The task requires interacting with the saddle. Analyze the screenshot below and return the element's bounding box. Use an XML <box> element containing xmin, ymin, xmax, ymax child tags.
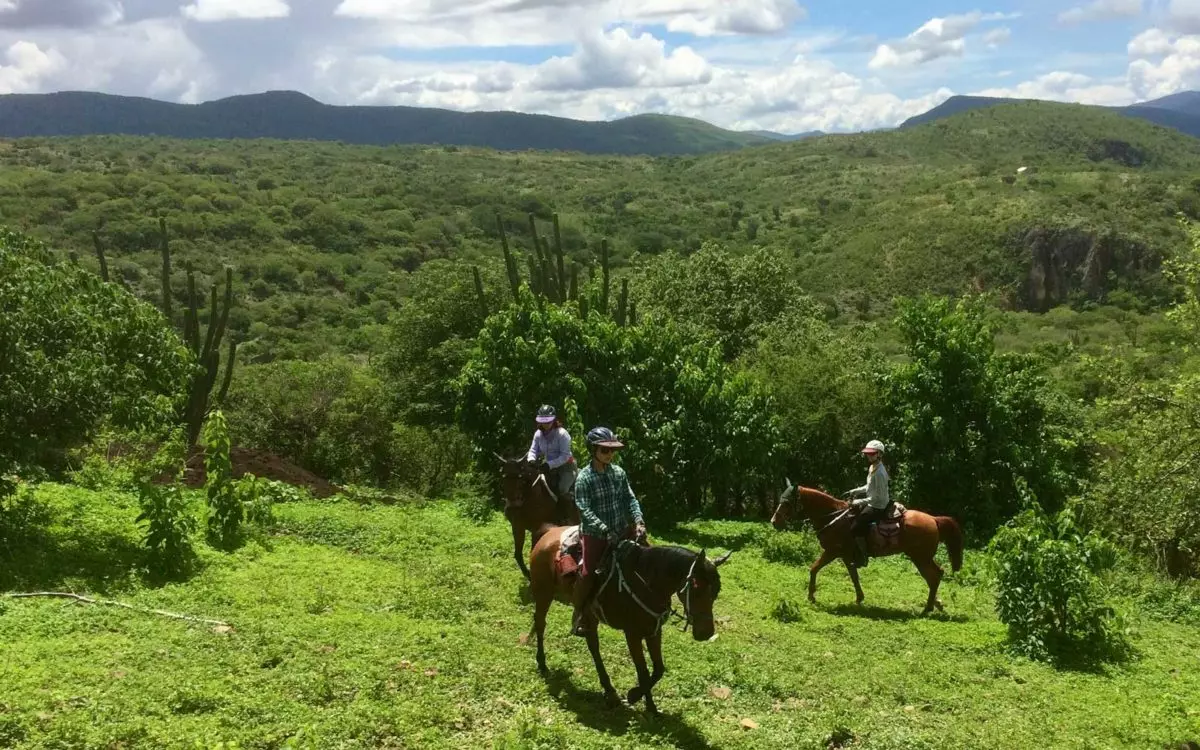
<box><xmin>869</xmin><ymin>502</ymin><xmax>907</xmax><ymax>554</ymax></box>
<box><xmin>557</xmin><ymin>525</ymin><xmax>583</xmax><ymax>577</ymax></box>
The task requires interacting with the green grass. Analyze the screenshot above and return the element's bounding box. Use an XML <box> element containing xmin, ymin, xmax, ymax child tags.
<box><xmin>2</xmin><ymin>483</ymin><xmax>1198</xmax><ymax>749</ymax></box>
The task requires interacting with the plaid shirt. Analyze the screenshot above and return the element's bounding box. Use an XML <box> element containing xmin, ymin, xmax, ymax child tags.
<box><xmin>573</xmin><ymin>462</ymin><xmax>643</xmax><ymax>538</ymax></box>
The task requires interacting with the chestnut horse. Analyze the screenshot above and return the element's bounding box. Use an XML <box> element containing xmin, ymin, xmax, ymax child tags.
<box><xmin>496</xmin><ymin>453</ymin><xmax>579</xmax><ymax>579</ymax></box>
<box><xmin>770</xmin><ymin>480</ymin><xmax>963</xmax><ymax>614</ymax></box>
<box><xmin>528</xmin><ymin>527</ymin><xmax>731</xmax><ymax>714</ymax></box>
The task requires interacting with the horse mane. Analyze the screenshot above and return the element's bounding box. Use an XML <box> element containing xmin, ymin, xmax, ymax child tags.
<box><xmin>798</xmin><ymin>485</ymin><xmax>848</xmax><ymax>510</ymax></box>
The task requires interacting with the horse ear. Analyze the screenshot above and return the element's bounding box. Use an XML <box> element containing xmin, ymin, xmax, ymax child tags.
<box><xmin>714</xmin><ymin>551</ymin><xmax>733</xmax><ymax>567</ymax></box>
<box><xmin>697</xmin><ymin>548</ymin><xmax>707</xmax><ymax>561</ymax></box>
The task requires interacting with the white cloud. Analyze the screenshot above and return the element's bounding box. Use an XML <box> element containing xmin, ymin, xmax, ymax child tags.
<box><xmin>1058</xmin><ymin>0</ymin><xmax>1142</xmax><ymax>24</ymax></box>
<box><xmin>532</xmin><ymin>28</ymin><xmax>710</xmax><ymax>90</ymax></box>
<box><xmin>0</xmin><ymin>40</ymin><xmax>66</xmax><ymax>94</ymax></box>
<box><xmin>1164</xmin><ymin>0</ymin><xmax>1200</xmax><ymax>33</ymax></box>
<box><xmin>973</xmin><ymin>70</ymin><xmax>1134</xmax><ymax>105</ymax></box>
<box><xmin>662</xmin><ymin>0</ymin><xmax>805</xmax><ymax>37</ymax></box>
<box><xmin>1125</xmin><ymin>28</ymin><xmax>1200</xmax><ymax>99</ymax></box>
<box><xmin>983</xmin><ymin>27</ymin><xmax>1011</xmax><ymax>48</ymax></box>
<box><xmin>868</xmin><ymin>11</ymin><xmax>1014</xmax><ymax>69</ymax></box>
<box><xmin>182</xmin><ymin>0</ymin><xmax>291</xmax><ymax>22</ymax></box>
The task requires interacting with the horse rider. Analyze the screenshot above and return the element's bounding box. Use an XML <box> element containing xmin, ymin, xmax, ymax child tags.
<box><xmin>570</xmin><ymin>426</ymin><xmax>646</xmax><ymax>637</ymax></box>
<box><xmin>525</xmin><ymin>404</ymin><xmax>577</xmax><ymax>523</ymax></box>
<box><xmin>842</xmin><ymin>439</ymin><xmax>892</xmax><ymax>568</ymax></box>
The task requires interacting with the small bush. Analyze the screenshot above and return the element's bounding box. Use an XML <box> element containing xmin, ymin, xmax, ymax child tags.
<box><xmin>202</xmin><ymin>410</ymin><xmax>243</xmax><ymax>548</ymax></box>
<box><xmin>989</xmin><ymin>505</ymin><xmax>1132</xmax><ymax>667</ymax></box>
<box><xmin>770</xmin><ymin>597</ymin><xmax>807</xmax><ymax>623</ymax></box>
<box><xmin>452</xmin><ymin>470</ymin><xmax>495</xmax><ymax>524</ymax></box>
<box><xmin>133</xmin><ymin>433</ymin><xmax>197</xmax><ymax>580</ymax></box>
<box><xmin>761</xmin><ymin>530</ymin><xmax>820</xmax><ymax>567</ymax></box>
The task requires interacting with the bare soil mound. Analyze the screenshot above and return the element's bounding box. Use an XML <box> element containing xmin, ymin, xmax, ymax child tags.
<box><xmin>180</xmin><ymin>447</ymin><xmax>341</xmax><ymax>498</ymax></box>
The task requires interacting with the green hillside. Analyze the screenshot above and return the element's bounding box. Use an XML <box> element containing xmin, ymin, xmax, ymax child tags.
<box><xmin>0</xmin><ymin>99</ymin><xmax>1193</xmax><ymax>359</ymax></box>
<box><xmin>0</xmin><ymin>91</ymin><xmax>772</xmax><ymax>156</ymax></box>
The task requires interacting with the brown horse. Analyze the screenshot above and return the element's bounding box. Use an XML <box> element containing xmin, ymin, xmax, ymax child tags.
<box><xmin>528</xmin><ymin>526</ymin><xmax>731</xmax><ymax>714</ymax></box>
<box><xmin>770</xmin><ymin>479</ymin><xmax>963</xmax><ymax>614</ymax></box>
<box><xmin>496</xmin><ymin>453</ymin><xmax>578</xmax><ymax>580</ymax></box>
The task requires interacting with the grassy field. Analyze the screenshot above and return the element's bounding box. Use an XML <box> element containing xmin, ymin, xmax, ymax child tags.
<box><xmin>1</xmin><ymin>484</ymin><xmax>1198</xmax><ymax>749</ymax></box>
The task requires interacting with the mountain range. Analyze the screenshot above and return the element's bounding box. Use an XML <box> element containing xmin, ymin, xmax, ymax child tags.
<box><xmin>5</xmin><ymin>88</ymin><xmax>1200</xmax><ymax>156</ymax></box>
<box><xmin>899</xmin><ymin>90</ymin><xmax>1200</xmax><ymax>138</ymax></box>
<box><xmin>0</xmin><ymin>90</ymin><xmax>775</xmax><ymax>156</ymax></box>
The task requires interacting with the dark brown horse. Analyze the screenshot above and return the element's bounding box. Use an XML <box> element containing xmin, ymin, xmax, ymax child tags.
<box><xmin>528</xmin><ymin>526</ymin><xmax>731</xmax><ymax>714</ymax></box>
<box><xmin>770</xmin><ymin>479</ymin><xmax>963</xmax><ymax>614</ymax></box>
<box><xmin>496</xmin><ymin>453</ymin><xmax>578</xmax><ymax>579</ymax></box>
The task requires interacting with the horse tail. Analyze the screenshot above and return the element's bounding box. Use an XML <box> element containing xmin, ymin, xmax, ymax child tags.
<box><xmin>935</xmin><ymin>516</ymin><xmax>964</xmax><ymax>572</ymax></box>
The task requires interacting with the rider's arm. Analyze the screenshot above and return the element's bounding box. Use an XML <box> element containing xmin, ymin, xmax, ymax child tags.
<box><xmin>525</xmin><ymin>430</ymin><xmax>543</xmax><ymax>463</ymax></box>
<box><xmin>623</xmin><ymin>472</ymin><xmax>644</xmax><ymax>527</ymax></box>
<box><xmin>574</xmin><ymin>473</ymin><xmax>611</xmax><ymax>536</ymax></box>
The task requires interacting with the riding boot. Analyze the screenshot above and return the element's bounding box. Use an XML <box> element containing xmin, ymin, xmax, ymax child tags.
<box><xmin>571</xmin><ymin>571</ymin><xmax>599</xmax><ymax>637</ymax></box>
<box><xmin>854</xmin><ymin>535</ymin><xmax>870</xmax><ymax>568</ymax></box>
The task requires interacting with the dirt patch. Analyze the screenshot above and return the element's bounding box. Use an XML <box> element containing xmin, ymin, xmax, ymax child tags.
<box><xmin>179</xmin><ymin>447</ymin><xmax>341</xmax><ymax>498</ymax></box>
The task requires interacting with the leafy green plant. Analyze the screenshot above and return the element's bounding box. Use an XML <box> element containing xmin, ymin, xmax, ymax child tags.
<box><xmin>132</xmin><ymin>431</ymin><xmax>197</xmax><ymax>581</ymax></box>
<box><xmin>235</xmin><ymin>474</ymin><xmax>277</xmax><ymax>530</ymax></box>
<box><xmin>201</xmin><ymin>410</ymin><xmax>243</xmax><ymax>548</ymax></box>
<box><xmin>989</xmin><ymin>502</ymin><xmax>1132</xmax><ymax>668</ymax></box>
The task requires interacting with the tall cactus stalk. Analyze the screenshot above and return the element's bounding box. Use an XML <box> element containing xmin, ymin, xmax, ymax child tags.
<box><xmin>472</xmin><ymin>265</ymin><xmax>487</xmax><ymax>319</ymax></box>
<box><xmin>616</xmin><ymin>278</ymin><xmax>629</xmax><ymax>326</ymax></box>
<box><xmin>182</xmin><ymin>265</ymin><xmax>235</xmax><ymax>447</ymax></box>
<box><xmin>600</xmin><ymin>238</ymin><xmax>611</xmax><ymax>316</ymax></box>
<box><xmin>568</xmin><ymin>264</ymin><xmax>578</xmax><ymax>302</ymax></box>
<box><xmin>552</xmin><ymin>213</ymin><xmax>567</xmax><ymax>304</ymax></box>
<box><xmin>159</xmin><ymin>217</ymin><xmax>172</xmax><ymax>321</ymax></box>
<box><xmin>496</xmin><ymin>212</ymin><xmax>520</xmax><ymax>303</ymax></box>
<box><xmin>92</xmin><ymin>231</ymin><xmax>109</xmax><ymax>282</ymax></box>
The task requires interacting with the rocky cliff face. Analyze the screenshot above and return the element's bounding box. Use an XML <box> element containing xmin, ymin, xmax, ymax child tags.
<box><xmin>1016</xmin><ymin>226</ymin><xmax>1165</xmax><ymax>311</ymax></box>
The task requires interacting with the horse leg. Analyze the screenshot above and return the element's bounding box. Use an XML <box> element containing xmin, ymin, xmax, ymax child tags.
<box><xmin>911</xmin><ymin>553</ymin><xmax>945</xmax><ymax>614</ymax></box>
<box><xmin>532</xmin><ymin>591</ymin><xmax>551</xmax><ymax>675</ymax></box>
<box><xmin>627</xmin><ymin>631</ymin><xmax>666</xmax><ymax>706</ymax></box>
<box><xmin>843</xmin><ymin>558</ymin><xmax>865</xmax><ymax>605</ymax></box>
<box><xmin>512</xmin><ymin>524</ymin><xmax>530</xmax><ymax>580</ymax></box>
<box><xmin>584</xmin><ymin>630</ymin><xmax>620</xmax><ymax>706</ymax></box>
<box><xmin>624</xmin><ymin>631</ymin><xmax>659</xmax><ymax>715</ymax></box>
<box><xmin>808</xmin><ymin>548</ymin><xmax>839</xmax><ymax>603</ymax></box>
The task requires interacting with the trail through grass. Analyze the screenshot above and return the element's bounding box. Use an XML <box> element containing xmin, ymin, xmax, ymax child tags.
<box><xmin>1</xmin><ymin>484</ymin><xmax>1197</xmax><ymax>749</ymax></box>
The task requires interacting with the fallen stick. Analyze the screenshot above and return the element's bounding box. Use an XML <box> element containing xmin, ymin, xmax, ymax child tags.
<box><xmin>3</xmin><ymin>592</ymin><xmax>231</xmax><ymax>627</ymax></box>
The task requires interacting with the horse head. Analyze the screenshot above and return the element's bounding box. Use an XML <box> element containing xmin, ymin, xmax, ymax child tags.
<box><xmin>494</xmin><ymin>452</ymin><xmax>540</xmax><ymax>510</ymax></box>
<box><xmin>678</xmin><ymin>547</ymin><xmax>733</xmax><ymax>642</ymax></box>
<box><xmin>770</xmin><ymin>477</ymin><xmax>796</xmax><ymax>530</ymax></box>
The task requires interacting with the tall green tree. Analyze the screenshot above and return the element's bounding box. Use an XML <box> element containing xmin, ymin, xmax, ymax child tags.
<box><xmin>880</xmin><ymin>294</ymin><xmax>1088</xmax><ymax>541</ymax></box>
<box><xmin>0</xmin><ymin>228</ymin><xmax>193</xmax><ymax>490</ymax></box>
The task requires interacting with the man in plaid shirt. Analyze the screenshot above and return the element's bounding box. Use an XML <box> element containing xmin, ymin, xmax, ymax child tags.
<box><xmin>570</xmin><ymin>426</ymin><xmax>647</xmax><ymax>637</ymax></box>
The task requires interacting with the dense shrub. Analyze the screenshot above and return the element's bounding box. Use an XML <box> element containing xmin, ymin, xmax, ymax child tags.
<box><xmin>989</xmin><ymin>504</ymin><xmax>1131</xmax><ymax>667</ymax></box>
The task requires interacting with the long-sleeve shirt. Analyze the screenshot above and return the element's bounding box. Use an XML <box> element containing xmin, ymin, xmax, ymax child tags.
<box><xmin>849</xmin><ymin>462</ymin><xmax>890</xmax><ymax>510</ymax></box>
<box><xmin>573</xmin><ymin>463</ymin><xmax>643</xmax><ymax>538</ymax></box>
<box><xmin>526</xmin><ymin>427</ymin><xmax>574</xmax><ymax>469</ymax></box>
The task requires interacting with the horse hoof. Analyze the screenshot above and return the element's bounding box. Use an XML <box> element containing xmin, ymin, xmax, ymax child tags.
<box><xmin>627</xmin><ymin>687</ymin><xmax>643</xmax><ymax>705</ymax></box>
<box><xmin>605</xmin><ymin>690</ymin><xmax>622</xmax><ymax>707</ymax></box>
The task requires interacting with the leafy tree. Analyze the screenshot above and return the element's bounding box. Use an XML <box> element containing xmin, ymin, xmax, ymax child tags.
<box><xmin>880</xmin><ymin>294</ymin><xmax>1088</xmax><ymax>541</ymax></box>
<box><xmin>634</xmin><ymin>243</ymin><xmax>803</xmax><ymax>360</ymax></box>
<box><xmin>453</xmin><ymin>290</ymin><xmax>785</xmax><ymax>520</ymax></box>
<box><xmin>0</xmin><ymin>228</ymin><xmax>193</xmax><ymax>487</ymax></box>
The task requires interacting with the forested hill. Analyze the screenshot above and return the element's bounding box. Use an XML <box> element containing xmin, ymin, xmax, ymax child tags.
<box><xmin>1</xmin><ymin>99</ymin><xmax>1198</xmax><ymax>361</ymax></box>
<box><xmin>900</xmin><ymin>90</ymin><xmax>1200</xmax><ymax>138</ymax></box>
<box><xmin>0</xmin><ymin>90</ymin><xmax>773</xmax><ymax>156</ymax></box>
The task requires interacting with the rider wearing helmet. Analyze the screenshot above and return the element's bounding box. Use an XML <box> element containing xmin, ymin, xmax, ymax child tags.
<box><xmin>843</xmin><ymin>439</ymin><xmax>892</xmax><ymax>568</ymax></box>
<box><xmin>569</xmin><ymin>426</ymin><xmax>646</xmax><ymax>637</ymax></box>
<box><xmin>525</xmin><ymin>404</ymin><xmax>576</xmax><ymax>523</ymax></box>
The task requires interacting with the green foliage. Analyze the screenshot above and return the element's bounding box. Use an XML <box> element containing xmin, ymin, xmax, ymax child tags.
<box><xmin>454</xmin><ymin>292</ymin><xmax>785</xmax><ymax>519</ymax></box>
<box><xmin>760</xmin><ymin>530</ymin><xmax>820</xmax><ymax>567</ymax></box>
<box><xmin>132</xmin><ymin>431</ymin><xmax>196</xmax><ymax>580</ymax></box>
<box><xmin>635</xmin><ymin>243</ymin><xmax>805</xmax><ymax>359</ymax></box>
<box><xmin>989</xmin><ymin>504</ymin><xmax>1132</xmax><ymax>668</ymax></box>
<box><xmin>224</xmin><ymin>356</ymin><xmax>395</xmax><ymax>486</ymax></box>
<box><xmin>742</xmin><ymin>310</ymin><xmax>887</xmax><ymax>493</ymax></box>
<box><xmin>235</xmin><ymin>474</ymin><xmax>277</xmax><ymax>531</ymax></box>
<box><xmin>201</xmin><ymin>410</ymin><xmax>242</xmax><ymax>548</ymax></box>
<box><xmin>0</xmin><ymin>228</ymin><xmax>193</xmax><ymax>484</ymax></box>
<box><xmin>881</xmin><ymin>295</ymin><xmax>1088</xmax><ymax>540</ymax></box>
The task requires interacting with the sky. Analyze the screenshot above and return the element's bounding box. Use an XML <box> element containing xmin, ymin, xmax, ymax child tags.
<box><xmin>1</xmin><ymin>0</ymin><xmax>1199</xmax><ymax>133</ymax></box>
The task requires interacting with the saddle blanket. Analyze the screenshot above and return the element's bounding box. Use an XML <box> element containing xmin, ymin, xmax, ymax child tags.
<box><xmin>557</xmin><ymin>525</ymin><xmax>582</xmax><ymax>577</ymax></box>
